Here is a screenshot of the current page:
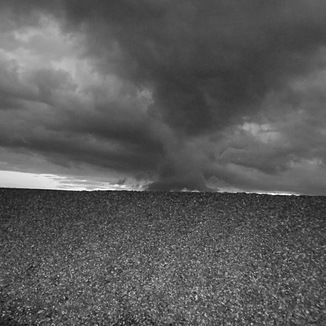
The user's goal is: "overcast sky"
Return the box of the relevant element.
[1,0,326,195]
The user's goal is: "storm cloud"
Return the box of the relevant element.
[1,0,326,194]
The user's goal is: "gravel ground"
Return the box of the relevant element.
[0,188,325,325]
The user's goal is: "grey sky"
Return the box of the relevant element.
[1,0,326,194]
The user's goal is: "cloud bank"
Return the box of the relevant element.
[1,0,326,194]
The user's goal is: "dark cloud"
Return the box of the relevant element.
[58,0,326,131]
[0,53,163,180]
[1,0,326,193]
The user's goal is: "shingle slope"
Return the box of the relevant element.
[0,189,325,325]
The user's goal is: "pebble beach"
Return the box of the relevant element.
[0,188,325,325]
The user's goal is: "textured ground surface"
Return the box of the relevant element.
[0,188,325,325]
